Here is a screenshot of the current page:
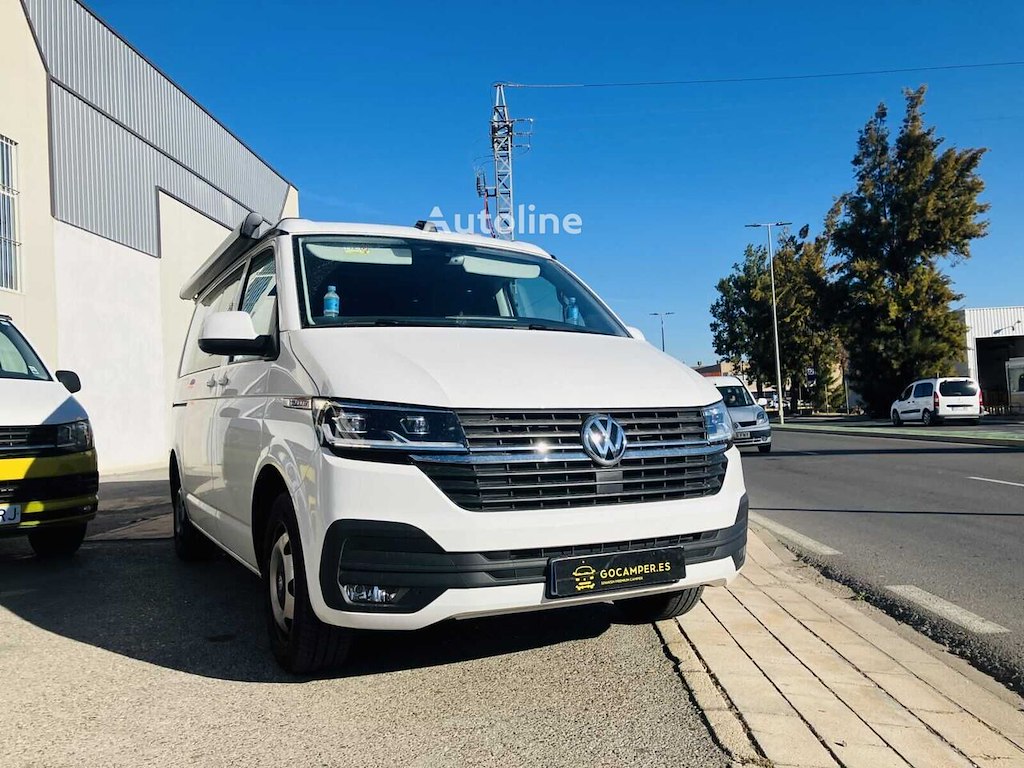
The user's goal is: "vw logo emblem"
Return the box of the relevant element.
[581,414,627,467]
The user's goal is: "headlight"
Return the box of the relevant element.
[56,419,93,451]
[755,409,769,425]
[702,401,734,444]
[313,400,466,452]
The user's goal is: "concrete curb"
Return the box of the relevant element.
[775,423,1024,448]
[659,531,1024,767]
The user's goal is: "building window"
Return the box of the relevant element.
[0,135,20,292]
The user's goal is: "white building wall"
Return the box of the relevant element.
[959,307,1024,379]
[52,221,165,471]
[0,0,57,361]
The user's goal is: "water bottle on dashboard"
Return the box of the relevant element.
[566,297,581,326]
[324,285,340,318]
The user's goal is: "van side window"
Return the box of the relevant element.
[179,266,245,376]
[912,382,933,398]
[233,250,277,363]
[899,386,912,401]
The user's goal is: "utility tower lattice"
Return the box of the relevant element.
[482,83,532,240]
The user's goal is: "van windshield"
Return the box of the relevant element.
[0,319,50,381]
[294,236,627,336]
[716,385,754,407]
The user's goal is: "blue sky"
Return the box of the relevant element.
[91,0,1024,364]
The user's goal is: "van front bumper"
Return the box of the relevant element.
[303,446,747,630]
[0,451,98,535]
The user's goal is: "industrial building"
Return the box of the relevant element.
[956,307,1024,413]
[1,0,298,471]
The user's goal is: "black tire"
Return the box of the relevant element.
[615,586,704,623]
[173,486,217,561]
[891,410,902,426]
[28,523,87,558]
[263,492,352,674]
[758,444,772,454]
[922,409,934,426]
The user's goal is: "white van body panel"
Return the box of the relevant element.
[288,327,720,410]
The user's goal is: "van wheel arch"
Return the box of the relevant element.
[252,466,290,576]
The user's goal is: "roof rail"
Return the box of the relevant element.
[179,212,267,300]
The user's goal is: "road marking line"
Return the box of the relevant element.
[884,585,1010,634]
[968,476,1024,489]
[799,450,821,455]
[749,512,841,556]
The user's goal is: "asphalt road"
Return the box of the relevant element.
[0,479,726,768]
[742,430,1024,692]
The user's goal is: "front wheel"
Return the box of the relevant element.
[264,492,353,674]
[615,586,704,623]
[173,487,217,561]
[891,410,902,426]
[29,523,87,558]
[758,444,772,454]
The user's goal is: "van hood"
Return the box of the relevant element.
[0,379,89,426]
[288,327,721,410]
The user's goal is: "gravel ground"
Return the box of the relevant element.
[0,516,727,768]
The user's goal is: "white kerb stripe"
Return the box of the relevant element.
[749,512,841,556]
[885,585,1010,635]
[968,476,1024,489]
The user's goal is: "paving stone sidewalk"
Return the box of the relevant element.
[657,532,1024,767]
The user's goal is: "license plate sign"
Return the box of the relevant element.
[735,431,751,439]
[549,547,685,598]
[0,505,22,526]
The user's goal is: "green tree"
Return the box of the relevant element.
[831,86,988,415]
[710,227,841,410]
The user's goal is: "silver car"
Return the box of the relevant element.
[708,375,772,453]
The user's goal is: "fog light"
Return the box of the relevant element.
[342,584,399,605]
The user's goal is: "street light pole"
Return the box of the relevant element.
[649,311,675,352]
[746,222,791,425]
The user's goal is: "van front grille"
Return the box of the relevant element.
[0,425,59,455]
[415,450,727,512]
[457,408,707,453]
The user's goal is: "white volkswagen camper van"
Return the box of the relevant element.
[171,215,748,672]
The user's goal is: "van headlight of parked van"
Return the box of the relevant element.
[56,419,94,452]
[313,400,466,452]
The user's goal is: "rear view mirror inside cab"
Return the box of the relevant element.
[448,255,541,279]
[305,243,412,265]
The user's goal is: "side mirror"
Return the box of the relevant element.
[55,370,82,393]
[625,326,647,341]
[199,311,273,357]
[756,397,768,407]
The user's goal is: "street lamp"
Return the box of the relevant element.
[745,222,791,425]
[649,311,675,352]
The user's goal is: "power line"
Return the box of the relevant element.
[500,60,1024,90]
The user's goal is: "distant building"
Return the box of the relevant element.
[1,0,299,471]
[955,307,1024,412]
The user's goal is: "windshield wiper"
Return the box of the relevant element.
[337,319,446,327]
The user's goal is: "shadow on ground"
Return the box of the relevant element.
[0,535,613,684]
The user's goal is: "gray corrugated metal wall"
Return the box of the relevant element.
[22,0,291,256]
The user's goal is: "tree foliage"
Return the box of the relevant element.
[710,228,840,409]
[709,86,988,416]
[831,86,988,414]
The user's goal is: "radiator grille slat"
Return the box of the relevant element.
[417,408,726,512]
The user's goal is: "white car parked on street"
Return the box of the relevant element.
[170,216,749,673]
[707,375,772,453]
[890,377,983,426]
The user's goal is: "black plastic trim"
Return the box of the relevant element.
[319,495,748,614]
